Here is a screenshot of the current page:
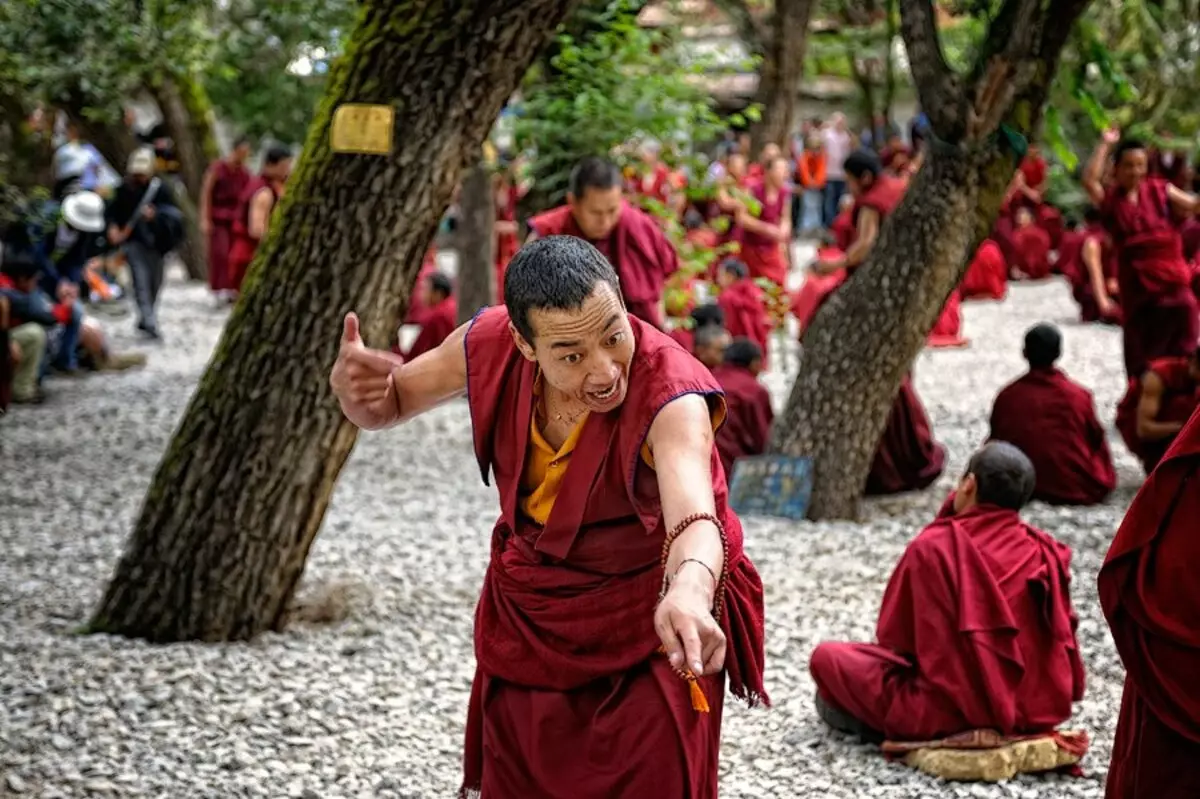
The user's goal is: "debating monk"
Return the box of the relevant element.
[1100,406,1200,798]
[710,338,774,479]
[1115,347,1200,474]
[811,442,1085,743]
[330,236,767,798]
[529,157,680,329]
[989,324,1116,505]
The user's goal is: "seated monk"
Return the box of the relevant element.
[716,259,771,368]
[403,247,439,326]
[810,150,907,283]
[989,324,1116,505]
[865,374,947,496]
[330,236,767,797]
[927,289,967,349]
[829,196,856,252]
[1064,208,1121,324]
[401,272,457,362]
[711,338,774,479]
[670,303,723,354]
[529,157,679,330]
[692,324,732,372]
[811,442,1085,743]
[1010,207,1053,280]
[790,239,847,336]
[960,238,1008,301]
[1115,348,1200,474]
[1100,407,1200,798]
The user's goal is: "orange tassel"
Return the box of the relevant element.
[688,676,711,713]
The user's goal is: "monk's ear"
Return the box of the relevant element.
[508,321,537,362]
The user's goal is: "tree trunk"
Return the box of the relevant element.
[456,159,496,325]
[89,0,579,642]
[749,0,815,150]
[771,0,1091,520]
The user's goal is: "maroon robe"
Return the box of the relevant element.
[961,239,1007,300]
[403,296,457,362]
[710,363,773,478]
[790,247,847,334]
[1101,178,1199,378]
[1011,224,1053,280]
[927,290,967,349]
[865,376,946,496]
[494,184,520,303]
[1115,357,1199,473]
[206,159,250,293]
[739,182,791,286]
[811,502,1084,740]
[830,208,855,251]
[1100,406,1200,798]
[529,203,679,329]
[717,280,771,366]
[1067,226,1121,324]
[989,368,1116,505]
[461,307,767,798]
[227,177,278,292]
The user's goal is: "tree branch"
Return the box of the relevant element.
[712,0,769,48]
[897,0,963,137]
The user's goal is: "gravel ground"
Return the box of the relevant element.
[1,254,1133,798]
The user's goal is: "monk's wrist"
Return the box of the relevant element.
[668,562,716,608]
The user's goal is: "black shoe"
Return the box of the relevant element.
[137,321,162,341]
[815,692,885,744]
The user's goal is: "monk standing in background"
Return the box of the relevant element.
[528,157,679,329]
[734,156,791,286]
[199,136,251,302]
[715,259,770,367]
[330,236,767,798]
[811,442,1085,743]
[493,159,524,304]
[711,339,773,479]
[227,145,293,295]
[989,324,1116,505]
[1115,348,1200,473]
[1084,129,1200,378]
[400,272,457,362]
[1100,407,1200,799]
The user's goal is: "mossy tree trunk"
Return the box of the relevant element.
[456,157,496,325]
[90,0,579,642]
[770,0,1093,520]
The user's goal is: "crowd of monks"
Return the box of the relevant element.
[327,127,1200,797]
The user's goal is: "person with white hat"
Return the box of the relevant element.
[42,191,110,300]
[105,147,183,339]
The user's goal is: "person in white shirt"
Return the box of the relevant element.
[820,113,853,227]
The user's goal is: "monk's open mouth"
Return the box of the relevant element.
[590,382,619,401]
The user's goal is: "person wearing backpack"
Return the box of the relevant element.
[105,147,184,339]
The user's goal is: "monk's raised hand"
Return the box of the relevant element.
[1102,127,1121,146]
[655,575,727,677]
[330,312,405,430]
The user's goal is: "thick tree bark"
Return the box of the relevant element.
[771,0,1092,520]
[456,159,496,325]
[89,0,579,642]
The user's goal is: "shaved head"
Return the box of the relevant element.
[966,442,1036,510]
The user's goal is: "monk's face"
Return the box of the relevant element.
[232,142,251,163]
[568,185,623,240]
[847,172,874,198]
[760,143,782,165]
[695,332,730,370]
[1114,148,1147,191]
[517,281,634,414]
[766,157,789,187]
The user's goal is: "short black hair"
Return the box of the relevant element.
[568,156,622,200]
[1114,139,1146,164]
[966,442,1036,510]
[720,258,748,280]
[504,236,621,343]
[843,150,882,180]
[1,245,40,279]
[684,208,705,230]
[1083,206,1102,224]
[428,271,453,297]
[264,145,292,166]
[690,303,725,329]
[694,324,729,350]
[1023,323,1062,368]
[725,337,762,368]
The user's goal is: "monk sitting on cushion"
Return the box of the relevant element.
[1010,207,1052,280]
[989,324,1116,505]
[1115,348,1200,474]
[1100,407,1200,798]
[529,157,680,329]
[811,442,1085,744]
[716,259,771,368]
[331,236,767,798]
[401,272,457,362]
[711,338,773,478]
[960,239,1007,301]
[692,324,732,372]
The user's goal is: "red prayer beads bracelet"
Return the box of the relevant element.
[659,511,730,622]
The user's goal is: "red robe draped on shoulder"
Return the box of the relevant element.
[403,296,457,362]
[961,239,1007,300]
[811,503,1085,741]
[718,279,771,366]
[1115,357,1200,473]
[1100,406,1200,798]
[206,159,250,293]
[865,375,946,496]
[1011,224,1053,280]
[462,308,767,799]
[529,203,679,329]
[227,176,277,292]
[1101,178,1199,378]
[738,182,791,286]
[710,363,773,478]
[989,367,1116,505]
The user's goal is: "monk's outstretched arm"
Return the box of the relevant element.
[816,209,879,274]
[1081,238,1116,313]
[1166,184,1200,216]
[1136,373,1184,441]
[648,394,728,676]
[1083,136,1113,206]
[198,164,217,232]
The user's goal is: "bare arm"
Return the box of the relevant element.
[1083,140,1112,207]
[1081,238,1115,312]
[841,208,880,269]
[198,165,217,229]
[247,187,274,241]
[391,323,469,424]
[1136,372,1185,441]
[1166,184,1200,216]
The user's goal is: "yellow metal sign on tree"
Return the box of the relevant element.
[330,103,395,155]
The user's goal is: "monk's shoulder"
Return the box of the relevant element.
[903,519,961,571]
[528,205,571,236]
[464,306,515,361]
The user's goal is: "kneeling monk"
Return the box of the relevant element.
[811,442,1085,742]
[989,324,1116,505]
[331,236,768,798]
[1100,407,1200,798]
[529,157,680,329]
[1115,348,1200,473]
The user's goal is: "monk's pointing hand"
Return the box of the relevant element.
[330,312,405,430]
[655,571,727,677]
